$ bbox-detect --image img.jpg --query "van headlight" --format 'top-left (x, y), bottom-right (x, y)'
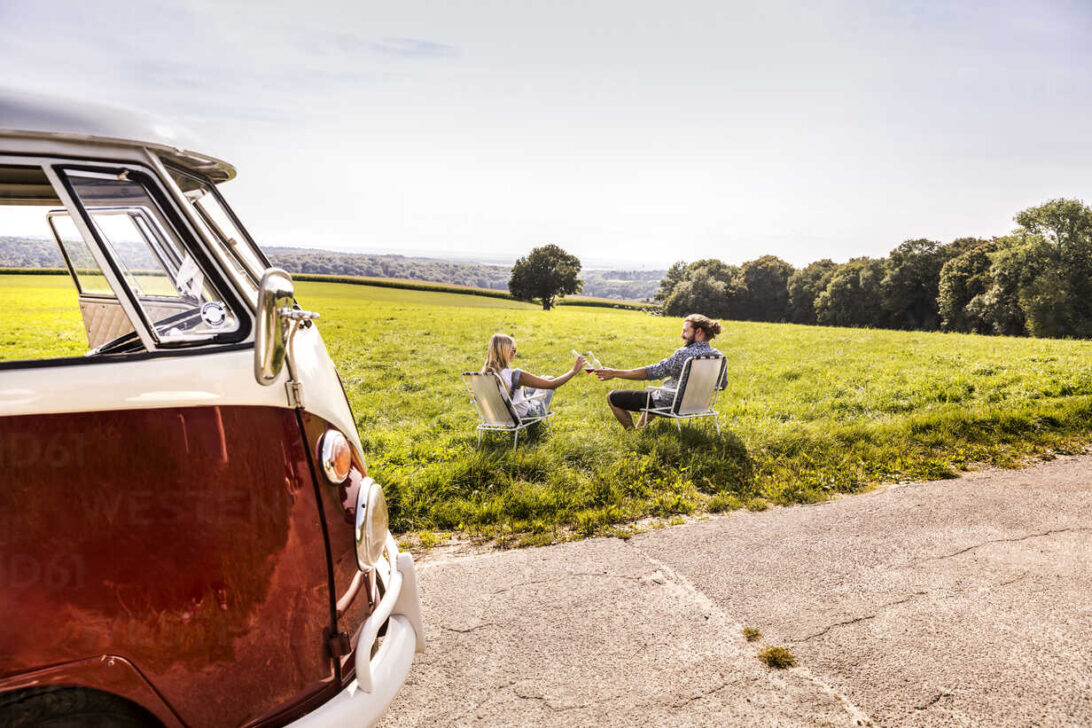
top-left (354, 478), bottom-right (389, 570)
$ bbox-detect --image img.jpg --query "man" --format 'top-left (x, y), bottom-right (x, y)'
top-left (596, 313), bottom-right (724, 429)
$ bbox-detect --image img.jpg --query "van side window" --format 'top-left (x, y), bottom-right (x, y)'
top-left (61, 169), bottom-right (241, 345)
top-left (47, 213), bottom-right (112, 296)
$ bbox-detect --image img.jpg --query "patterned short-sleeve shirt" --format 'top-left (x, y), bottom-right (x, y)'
top-left (644, 342), bottom-right (723, 403)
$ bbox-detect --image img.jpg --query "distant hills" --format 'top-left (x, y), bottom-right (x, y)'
top-left (0, 238), bottom-right (664, 301)
top-left (0, 237), bottom-right (63, 268)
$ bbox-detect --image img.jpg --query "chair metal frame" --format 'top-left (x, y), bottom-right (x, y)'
top-left (641, 354), bottom-right (726, 433)
top-left (461, 371), bottom-right (554, 448)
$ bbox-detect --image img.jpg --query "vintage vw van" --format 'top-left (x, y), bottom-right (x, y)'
top-left (0, 91), bottom-right (423, 727)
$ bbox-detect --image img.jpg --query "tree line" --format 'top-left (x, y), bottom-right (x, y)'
top-left (658, 199), bottom-right (1092, 339)
top-left (0, 239), bottom-right (664, 301)
top-left (270, 249), bottom-right (662, 301)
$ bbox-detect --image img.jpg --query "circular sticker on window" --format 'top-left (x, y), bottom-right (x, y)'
top-left (201, 301), bottom-right (228, 328)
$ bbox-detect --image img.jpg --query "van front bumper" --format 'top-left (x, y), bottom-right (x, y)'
top-left (289, 538), bottom-right (425, 728)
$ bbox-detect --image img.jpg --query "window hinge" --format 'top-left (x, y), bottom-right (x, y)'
top-left (286, 380), bottom-right (304, 408)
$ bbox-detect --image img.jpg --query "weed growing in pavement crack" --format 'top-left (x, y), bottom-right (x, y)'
top-left (758, 646), bottom-right (796, 669)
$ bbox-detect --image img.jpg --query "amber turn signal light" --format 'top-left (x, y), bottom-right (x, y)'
top-left (319, 429), bottom-right (353, 484)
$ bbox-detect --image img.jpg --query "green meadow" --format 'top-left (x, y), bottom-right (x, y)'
top-left (7, 274), bottom-right (1092, 545)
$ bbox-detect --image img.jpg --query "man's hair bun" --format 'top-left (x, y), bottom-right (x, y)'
top-left (684, 313), bottom-right (721, 340)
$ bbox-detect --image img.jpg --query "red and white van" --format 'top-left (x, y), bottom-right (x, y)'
top-left (0, 91), bottom-right (424, 727)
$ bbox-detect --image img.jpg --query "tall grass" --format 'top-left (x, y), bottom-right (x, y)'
top-left (6, 275), bottom-right (1092, 544)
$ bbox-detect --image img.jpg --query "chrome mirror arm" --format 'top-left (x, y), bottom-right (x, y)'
top-left (281, 307), bottom-right (319, 408)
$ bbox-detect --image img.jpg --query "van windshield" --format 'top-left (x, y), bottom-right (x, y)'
top-left (167, 167), bottom-right (266, 304)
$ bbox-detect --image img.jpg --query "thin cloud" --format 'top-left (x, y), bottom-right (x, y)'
top-left (131, 59), bottom-right (216, 90)
top-left (369, 37), bottom-right (458, 58)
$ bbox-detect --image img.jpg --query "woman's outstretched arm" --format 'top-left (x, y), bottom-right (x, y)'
top-left (518, 355), bottom-right (586, 390)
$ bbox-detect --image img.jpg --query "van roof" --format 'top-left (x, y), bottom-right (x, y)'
top-left (0, 89), bottom-right (236, 182)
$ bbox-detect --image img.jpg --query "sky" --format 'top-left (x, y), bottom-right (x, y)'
top-left (2, 0), bottom-right (1091, 269)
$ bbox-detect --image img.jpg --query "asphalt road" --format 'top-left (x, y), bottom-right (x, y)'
top-left (381, 455), bottom-right (1092, 727)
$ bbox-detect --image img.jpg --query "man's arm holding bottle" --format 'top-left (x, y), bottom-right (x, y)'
top-left (595, 367), bottom-right (648, 382)
top-left (597, 350), bottom-right (681, 382)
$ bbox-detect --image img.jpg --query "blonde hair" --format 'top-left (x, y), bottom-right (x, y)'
top-left (482, 333), bottom-right (516, 374)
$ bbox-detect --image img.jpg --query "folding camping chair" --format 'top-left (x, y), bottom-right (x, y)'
top-left (641, 354), bottom-right (727, 433)
top-left (461, 372), bottom-right (554, 448)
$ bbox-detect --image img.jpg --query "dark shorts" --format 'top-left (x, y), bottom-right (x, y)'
top-left (608, 390), bottom-right (651, 412)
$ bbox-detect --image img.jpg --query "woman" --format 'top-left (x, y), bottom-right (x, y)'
top-left (482, 333), bottom-right (586, 418)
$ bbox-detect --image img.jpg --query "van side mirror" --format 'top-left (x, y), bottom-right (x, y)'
top-left (254, 268), bottom-right (296, 385)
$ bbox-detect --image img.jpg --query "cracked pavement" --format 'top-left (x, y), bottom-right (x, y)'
top-left (381, 454), bottom-right (1092, 727)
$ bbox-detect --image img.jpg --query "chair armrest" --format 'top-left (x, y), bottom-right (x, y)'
top-left (644, 385), bottom-right (675, 393)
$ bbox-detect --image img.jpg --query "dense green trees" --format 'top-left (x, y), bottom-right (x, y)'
top-left (654, 261), bottom-right (690, 303)
top-left (934, 200), bottom-right (1092, 338)
top-left (1011, 199), bottom-right (1092, 338)
top-left (969, 237), bottom-right (1033, 336)
top-left (661, 259), bottom-right (741, 318)
top-left (1015, 198), bottom-right (1092, 249)
top-left (787, 259), bottom-right (837, 324)
top-left (879, 239), bottom-right (946, 329)
top-left (815, 258), bottom-right (884, 327)
top-left (938, 240), bottom-right (998, 333)
top-left (508, 244), bottom-right (583, 310)
top-left (655, 198), bottom-right (1092, 340)
top-left (738, 255), bottom-right (794, 321)
top-left (661, 256), bottom-right (792, 322)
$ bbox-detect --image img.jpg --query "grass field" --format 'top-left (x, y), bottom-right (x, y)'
top-left (6, 274), bottom-right (1092, 546)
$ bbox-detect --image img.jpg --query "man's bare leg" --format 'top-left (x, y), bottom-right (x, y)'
top-left (607, 394), bottom-right (635, 429)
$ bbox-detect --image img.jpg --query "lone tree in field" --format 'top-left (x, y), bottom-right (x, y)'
top-left (508, 244), bottom-right (583, 310)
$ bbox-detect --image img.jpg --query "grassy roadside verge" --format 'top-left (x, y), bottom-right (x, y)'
top-left (379, 395), bottom-right (1092, 549)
